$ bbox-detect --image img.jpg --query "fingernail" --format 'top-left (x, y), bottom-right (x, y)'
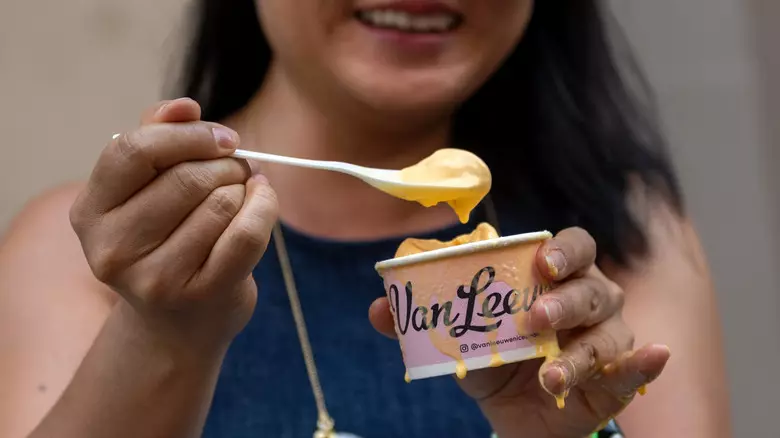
top-left (250, 173), bottom-right (269, 184)
top-left (155, 101), bottom-right (171, 116)
top-left (542, 300), bottom-right (563, 327)
top-left (628, 351), bottom-right (651, 387)
top-left (635, 345), bottom-right (670, 383)
top-left (213, 127), bottom-right (238, 150)
top-left (541, 363), bottom-right (570, 396)
top-left (545, 250), bottom-right (566, 279)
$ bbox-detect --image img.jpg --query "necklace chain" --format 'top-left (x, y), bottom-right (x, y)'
top-left (272, 197), bottom-right (501, 438)
top-left (273, 224), bottom-right (336, 438)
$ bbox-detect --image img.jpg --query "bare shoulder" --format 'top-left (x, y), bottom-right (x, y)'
top-left (4, 182), bottom-right (83, 243)
top-left (3, 182), bottom-right (82, 249)
top-left (604, 187), bottom-right (731, 437)
top-left (605, 184), bottom-right (712, 285)
top-left (0, 183), bottom-right (117, 437)
top-left (1, 182), bottom-right (116, 302)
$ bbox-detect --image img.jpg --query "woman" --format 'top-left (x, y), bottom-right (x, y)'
top-left (0, 0), bottom-right (730, 437)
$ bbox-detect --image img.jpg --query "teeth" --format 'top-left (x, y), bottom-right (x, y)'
top-left (358, 10), bottom-right (458, 32)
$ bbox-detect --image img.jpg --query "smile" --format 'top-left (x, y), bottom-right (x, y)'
top-left (355, 9), bottom-right (463, 33)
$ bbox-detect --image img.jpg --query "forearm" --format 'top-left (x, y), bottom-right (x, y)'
top-left (29, 302), bottom-right (226, 438)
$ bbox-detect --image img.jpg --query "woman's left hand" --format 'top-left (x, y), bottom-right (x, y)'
top-left (369, 227), bottom-right (671, 437)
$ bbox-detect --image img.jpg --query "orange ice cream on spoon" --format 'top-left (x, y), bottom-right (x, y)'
top-left (381, 148), bottom-right (492, 224)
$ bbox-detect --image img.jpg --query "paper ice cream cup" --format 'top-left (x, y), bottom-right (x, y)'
top-left (374, 231), bottom-right (561, 381)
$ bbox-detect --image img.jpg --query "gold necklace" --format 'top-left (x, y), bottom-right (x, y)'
top-left (271, 196), bottom-right (501, 438)
top-left (272, 223), bottom-right (345, 438)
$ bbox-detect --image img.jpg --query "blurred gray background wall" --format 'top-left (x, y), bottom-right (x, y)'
top-left (609, 1), bottom-right (780, 433)
top-left (1, 0), bottom-right (777, 435)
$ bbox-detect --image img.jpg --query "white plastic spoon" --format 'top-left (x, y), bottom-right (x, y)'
top-left (230, 148), bottom-right (490, 223)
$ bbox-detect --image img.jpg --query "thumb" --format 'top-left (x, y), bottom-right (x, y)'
top-left (140, 98), bottom-right (202, 125)
top-left (369, 297), bottom-right (397, 339)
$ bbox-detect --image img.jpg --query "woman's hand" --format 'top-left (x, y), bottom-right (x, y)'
top-left (70, 98), bottom-right (278, 355)
top-left (369, 227), bottom-right (670, 437)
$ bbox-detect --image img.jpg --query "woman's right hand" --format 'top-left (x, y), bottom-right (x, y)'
top-left (69, 98), bottom-right (278, 355)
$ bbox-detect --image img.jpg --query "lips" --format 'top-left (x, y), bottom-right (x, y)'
top-left (355, 1), bottom-right (464, 34)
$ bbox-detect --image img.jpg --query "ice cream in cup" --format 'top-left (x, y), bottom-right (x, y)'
top-left (374, 223), bottom-right (561, 388)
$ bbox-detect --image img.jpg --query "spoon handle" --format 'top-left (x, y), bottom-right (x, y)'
top-left (230, 148), bottom-right (395, 186)
top-left (231, 149), bottom-right (341, 172)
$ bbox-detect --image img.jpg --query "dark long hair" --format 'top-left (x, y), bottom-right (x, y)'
top-left (172, 0), bottom-right (683, 266)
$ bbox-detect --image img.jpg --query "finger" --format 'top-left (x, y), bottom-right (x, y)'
top-left (369, 297), bottom-right (397, 339)
top-left (194, 174), bottom-right (279, 287)
top-left (83, 121), bottom-right (240, 214)
top-left (538, 317), bottom-right (634, 397)
top-left (580, 344), bottom-right (671, 417)
top-left (127, 184), bottom-right (247, 298)
top-left (89, 158), bottom-right (251, 274)
top-left (139, 101), bottom-right (171, 125)
top-left (527, 274), bottom-right (623, 332)
top-left (536, 227), bottom-right (597, 282)
top-left (140, 98), bottom-right (202, 125)
top-left (601, 343), bottom-right (669, 398)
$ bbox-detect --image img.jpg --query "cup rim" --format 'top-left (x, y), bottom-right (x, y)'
top-left (374, 230), bottom-right (553, 272)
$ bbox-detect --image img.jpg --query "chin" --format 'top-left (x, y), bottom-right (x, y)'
top-left (360, 84), bottom-right (465, 115)
top-left (336, 60), bottom-right (480, 117)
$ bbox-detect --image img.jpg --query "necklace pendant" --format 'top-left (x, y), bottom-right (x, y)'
top-left (314, 427), bottom-right (364, 438)
top-left (314, 415), bottom-right (335, 438)
top-left (313, 415), bottom-right (363, 438)
top-left (315, 431), bottom-right (364, 438)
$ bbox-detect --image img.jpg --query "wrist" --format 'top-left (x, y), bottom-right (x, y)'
top-left (111, 300), bottom-right (231, 367)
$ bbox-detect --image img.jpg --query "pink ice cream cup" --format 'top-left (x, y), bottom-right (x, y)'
top-left (374, 231), bottom-right (561, 381)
